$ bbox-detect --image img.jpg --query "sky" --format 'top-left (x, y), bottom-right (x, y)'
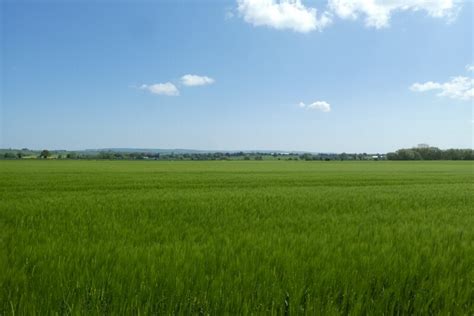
top-left (1, 0), bottom-right (473, 153)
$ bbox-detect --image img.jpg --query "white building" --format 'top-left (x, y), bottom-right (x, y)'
top-left (417, 144), bottom-right (429, 148)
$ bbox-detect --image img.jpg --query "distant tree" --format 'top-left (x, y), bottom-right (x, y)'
top-left (4, 152), bottom-right (16, 159)
top-left (98, 152), bottom-right (110, 159)
top-left (386, 147), bottom-right (473, 160)
top-left (300, 153), bottom-right (313, 161)
top-left (16, 152), bottom-right (23, 159)
top-left (415, 147), bottom-right (442, 160)
top-left (386, 152), bottom-right (398, 160)
top-left (393, 149), bottom-right (420, 160)
top-left (40, 150), bottom-right (50, 159)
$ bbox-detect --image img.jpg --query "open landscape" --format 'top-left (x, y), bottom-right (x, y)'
top-left (2, 0), bottom-right (473, 314)
top-left (1, 160), bottom-right (472, 314)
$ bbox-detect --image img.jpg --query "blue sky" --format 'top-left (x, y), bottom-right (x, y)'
top-left (1, 0), bottom-right (473, 152)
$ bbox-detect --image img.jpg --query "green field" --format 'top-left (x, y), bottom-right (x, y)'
top-left (1, 160), bottom-right (473, 314)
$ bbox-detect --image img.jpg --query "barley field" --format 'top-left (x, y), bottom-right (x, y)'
top-left (1, 160), bottom-right (473, 314)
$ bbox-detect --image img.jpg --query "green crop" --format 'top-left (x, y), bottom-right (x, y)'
top-left (1, 160), bottom-right (473, 314)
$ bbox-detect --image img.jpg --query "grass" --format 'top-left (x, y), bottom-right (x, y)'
top-left (1, 160), bottom-right (473, 314)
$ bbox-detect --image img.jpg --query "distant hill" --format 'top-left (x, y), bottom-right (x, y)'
top-left (85, 148), bottom-right (209, 154)
top-left (84, 148), bottom-right (313, 154)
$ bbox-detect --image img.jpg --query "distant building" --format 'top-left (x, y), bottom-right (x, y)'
top-left (417, 144), bottom-right (429, 148)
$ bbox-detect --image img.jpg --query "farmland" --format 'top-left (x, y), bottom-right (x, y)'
top-left (1, 160), bottom-right (473, 314)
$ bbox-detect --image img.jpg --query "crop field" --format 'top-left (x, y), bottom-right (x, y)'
top-left (1, 160), bottom-right (473, 314)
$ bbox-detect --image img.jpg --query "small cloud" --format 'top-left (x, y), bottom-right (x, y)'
top-left (466, 64), bottom-right (474, 72)
top-left (237, 0), bottom-right (332, 33)
top-left (410, 76), bottom-right (473, 101)
top-left (181, 74), bottom-right (215, 87)
top-left (299, 100), bottom-right (331, 112)
top-left (410, 81), bottom-right (441, 92)
top-left (140, 82), bottom-right (179, 96)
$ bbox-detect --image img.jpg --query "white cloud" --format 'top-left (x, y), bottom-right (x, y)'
top-left (328, 0), bottom-right (460, 29)
top-left (410, 81), bottom-right (442, 92)
top-left (466, 64), bottom-right (474, 72)
top-left (181, 74), bottom-right (215, 87)
top-left (236, 0), bottom-right (462, 32)
top-left (140, 82), bottom-right (179, 96)
top-left (138, 74), bottom-right (215, 96)
top-left (237, 0), bottom-right (332, 33)
top-left (299, 100), bottom-right (331, 112)
top-left (410, 76), bottom-right (473, 101)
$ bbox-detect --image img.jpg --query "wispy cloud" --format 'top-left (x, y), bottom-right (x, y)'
top-left (299, 101), bottom-right (331, 112)
top-left (237, 0), bottom-right (332, 33)
top-left (181, 74), bottom-right (215, 87)
top-left (466, 64), bottom-right (474, 72)
top-left (328, 0), bottom-right (460, 29)
top-left (410, 77), bottom-right (473, 101)
top-left (225, 7), bottom-right (235, 20)
top-left (140, 82), bottom-right (179, 96)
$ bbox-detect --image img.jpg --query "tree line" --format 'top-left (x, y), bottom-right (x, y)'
top-left (1, 149), bottom-right (382, 161)
top-left (1, 147), bottom-right (472, 160)
top-left (386, 147), bottom-right (473, 160)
